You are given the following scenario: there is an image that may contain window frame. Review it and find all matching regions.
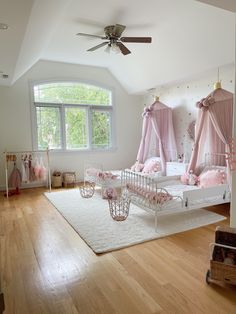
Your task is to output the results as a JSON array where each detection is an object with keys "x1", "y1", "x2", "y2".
[{"x1": 30, "y1": 79, "x2": 116, "y2": 152}]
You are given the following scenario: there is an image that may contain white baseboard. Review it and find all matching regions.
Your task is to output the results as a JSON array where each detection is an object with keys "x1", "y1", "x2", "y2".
[{"x1": 0, "y1": 182, "x2": 48, "y2": 191}]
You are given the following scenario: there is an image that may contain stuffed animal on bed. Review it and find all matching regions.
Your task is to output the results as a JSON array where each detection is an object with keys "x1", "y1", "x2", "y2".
[{"x1": 181, "y1": 171, "x2": 198, "y2": 185}]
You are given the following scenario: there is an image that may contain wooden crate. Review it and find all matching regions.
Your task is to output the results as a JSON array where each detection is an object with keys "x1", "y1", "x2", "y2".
[
  {"x1": 210, "y1": 260, "x2": 236, "y2": 284},
  {"x1": 208, "y1": 226, "x2": 236, "y2": 285}
]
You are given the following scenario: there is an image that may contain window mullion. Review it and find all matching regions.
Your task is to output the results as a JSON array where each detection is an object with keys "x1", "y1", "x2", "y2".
[
  {"x1": 88, "y1": 107, "x2": 92, "y2": 150},
  {"x1": 109, "y1": 111, "x2": 112, "y2": 149},
  {"x1": 61, "y1": 104, "x2": 66, "y2": 150}
]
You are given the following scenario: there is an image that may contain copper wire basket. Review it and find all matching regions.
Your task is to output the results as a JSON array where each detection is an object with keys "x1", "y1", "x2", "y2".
[
  {"x1": 206, "y1": 226, "x2": 236, "y2": 285},
  {"x1": 79, "y1": 182, "x2": 95, "y2": 198},
  {"x1": 108, "y1": 196, "x2": 131, "y2": 221}
]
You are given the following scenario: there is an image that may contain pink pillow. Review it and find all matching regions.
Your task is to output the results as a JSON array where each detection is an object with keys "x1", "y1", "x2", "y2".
[
  {"x1": 86, "y1": 168, "x2": 99, "y2": 176},
  {"x1": 142, "y1": 160, "x2": 161, "y2": 174},
  {"x1": 131, "y1": 161, "x2": 144, "y2": 172},
  {"x1": 198, "y1": 169, "x2": 226, "y2": 188}
]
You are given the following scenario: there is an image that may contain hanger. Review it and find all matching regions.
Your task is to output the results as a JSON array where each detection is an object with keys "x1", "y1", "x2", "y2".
[{"x1": 214, "y1": 68, "x2": 222, "y2": 90}]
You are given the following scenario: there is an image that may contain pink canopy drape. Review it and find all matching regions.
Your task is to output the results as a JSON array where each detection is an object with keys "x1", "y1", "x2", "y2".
[
  {"x1": 188, "y1": 88, "x2": 233, "y2": 175},
  {"x1": 137, "y1": 101, "x2": 177, "y2": 174}
]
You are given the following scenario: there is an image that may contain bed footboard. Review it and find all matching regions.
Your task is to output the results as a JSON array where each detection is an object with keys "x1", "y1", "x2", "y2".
[
  {"x1": 122, "y1": 170, "x2": 183, "y2": 231},
  {"x1": 183, "y1": 184, "x2": 230, "y2": 208}
]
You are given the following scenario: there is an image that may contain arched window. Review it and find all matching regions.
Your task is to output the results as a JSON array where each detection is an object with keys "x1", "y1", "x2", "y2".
[{"x1": 31, "y1": 82, "x2": 114, "y2": 151}]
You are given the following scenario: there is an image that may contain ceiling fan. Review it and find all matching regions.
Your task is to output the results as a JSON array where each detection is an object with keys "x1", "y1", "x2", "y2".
[{"x1": 76, "y1": 24, "x2": 152, "y2": 55}]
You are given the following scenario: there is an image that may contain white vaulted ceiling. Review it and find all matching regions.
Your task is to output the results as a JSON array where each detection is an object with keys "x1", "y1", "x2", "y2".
[
  {"x1": 196, "y1": 0, "x2": 236, "y2": 12},
  {"x1": 0, "y1": 0, "x2": 235, "y2": 93}
]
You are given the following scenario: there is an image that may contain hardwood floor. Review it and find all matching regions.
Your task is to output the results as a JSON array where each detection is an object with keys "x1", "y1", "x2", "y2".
[{"x1": 0, "y1": 188, "x2": 236, "y2": 314}]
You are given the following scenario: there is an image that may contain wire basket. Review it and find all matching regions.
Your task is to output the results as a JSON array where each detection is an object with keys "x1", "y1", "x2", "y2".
[
  {"x1": 79, "y1": 182, "x2": 95, "y2": 198},
  {"x1": 108, "y1": 196, "x2": 131, "y2": 221}
]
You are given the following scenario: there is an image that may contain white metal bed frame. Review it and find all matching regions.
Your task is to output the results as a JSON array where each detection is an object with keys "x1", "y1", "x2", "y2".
[
  {"x1": 121, "y1": 170, "x2": 183, "y2": 231},
  {"x1": 121, "y1": 169, "x2": 230, "y2": 231}
]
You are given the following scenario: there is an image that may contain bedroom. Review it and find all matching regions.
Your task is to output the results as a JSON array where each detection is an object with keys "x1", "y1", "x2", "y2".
[{"x1": 1, "y1": 0, "x2": 236, "y2": 313}]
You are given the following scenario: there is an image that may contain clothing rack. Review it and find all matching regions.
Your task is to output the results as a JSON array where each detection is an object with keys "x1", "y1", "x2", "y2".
[{"x1": 4, "y1": 148, "x2": 51, "y2": 198}]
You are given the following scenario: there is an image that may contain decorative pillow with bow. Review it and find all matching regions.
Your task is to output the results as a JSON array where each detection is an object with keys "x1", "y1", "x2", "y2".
[
  {"x1": 142, "y1": 159, "x2": 161, "y2": 174},
  {"x1": 130, "y1": 161, "x2": 145, "y2": 172},
  {"x1": 198, "y1": 169, "x2": 226, "y2": 188}
]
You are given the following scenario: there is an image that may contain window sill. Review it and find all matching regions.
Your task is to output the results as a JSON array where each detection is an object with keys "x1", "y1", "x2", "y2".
[{"x1": 48, "y1": 147, "x2": 118, "y2": 154}]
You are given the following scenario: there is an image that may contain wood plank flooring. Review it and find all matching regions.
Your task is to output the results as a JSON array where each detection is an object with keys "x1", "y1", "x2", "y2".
[{"x1": 0, "y1": 188, "x2": 236, "y2": 314}]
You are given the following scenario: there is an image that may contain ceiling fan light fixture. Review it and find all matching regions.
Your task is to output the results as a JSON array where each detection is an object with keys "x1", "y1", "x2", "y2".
[
  {"x1": 104, "y1": 44, "x2": 111, "y2": 54},
  {"x1": 111, "y1": 42, "x2": 120, "y2": 54},
  {"x1": 77, "y1": 24, "x2": 152, "y2": 55}
]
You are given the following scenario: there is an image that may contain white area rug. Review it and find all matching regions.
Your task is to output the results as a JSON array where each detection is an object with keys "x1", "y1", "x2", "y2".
[{"x1": 45, "y1": 190, "x2": 226, "y2": 254}]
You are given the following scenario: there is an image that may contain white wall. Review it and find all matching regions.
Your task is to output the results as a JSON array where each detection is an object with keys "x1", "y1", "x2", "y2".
[
  {"x1": 0, "y1": 60, "x2": 142, "y2": 187},
  {"x1": 143, "y1": 64, "x2": 234, "y2": 161}
]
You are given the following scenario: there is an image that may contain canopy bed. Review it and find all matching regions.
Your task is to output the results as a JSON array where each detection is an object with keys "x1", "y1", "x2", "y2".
[{"x1": 122, "y1": 86, "x2": 233, "y2": 231}]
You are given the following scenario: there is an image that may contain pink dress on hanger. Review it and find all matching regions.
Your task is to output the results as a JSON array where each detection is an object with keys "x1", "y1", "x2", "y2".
[
  {"x1": 34, "y1": 157, "x2": 41, "y2": 180},
  {"x1": 39, "y1": 157, "x2": 47, "y2": 181},
  {"x1": 9, "y1": 162, "x2": 22, "y2": 194},
  {"x1": 28, "y1": 155, "x2": 36, "y2": 182},
  {"x1": 21, "y1": 156, "x2": 28, "y2": 183}
]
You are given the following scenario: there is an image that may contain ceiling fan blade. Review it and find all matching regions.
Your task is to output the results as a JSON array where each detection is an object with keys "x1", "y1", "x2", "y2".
[
  {"x1": 116, "y1": 42, "x2": 131, "y2": 55},
  {"x1": 87, "y1": 41, "x2": 109, "y2": 51},
  {"x1": 77, "y1": 32, "x2": 106, "y2": 39},
  {"x1": 120, "y1": 37, "x2": 152, "y2": 43},
  {"x1": 112, "y1": 24, "x2": 126, "y2": 37}
]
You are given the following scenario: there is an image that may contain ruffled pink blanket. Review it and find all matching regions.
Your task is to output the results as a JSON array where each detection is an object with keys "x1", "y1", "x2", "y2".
[{"x1": 126, "y1": 183, "x2": 173, "y2": 204}]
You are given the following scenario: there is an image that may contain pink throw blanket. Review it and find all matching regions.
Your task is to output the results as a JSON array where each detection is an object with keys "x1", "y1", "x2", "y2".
[{"x1": 126, "y1": 183, "x2": 172, "y2": 204}]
